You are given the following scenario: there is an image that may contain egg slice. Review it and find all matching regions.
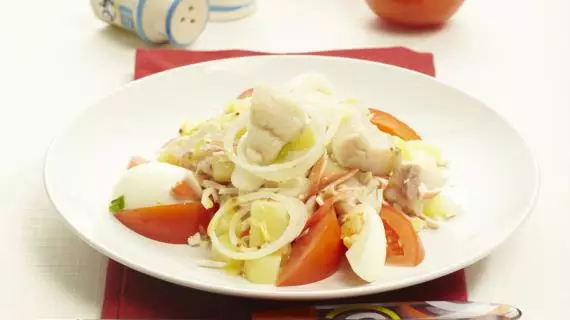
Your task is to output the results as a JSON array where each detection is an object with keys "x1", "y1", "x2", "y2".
[
  {"x1": 345, "y1": 204, "x2": 387, "y2": 283},
  {"x1": 112, "y1": 162, "x2": 201, "y2": 210}
]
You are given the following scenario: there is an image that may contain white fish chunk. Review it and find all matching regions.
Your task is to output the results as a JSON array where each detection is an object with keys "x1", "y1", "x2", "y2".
[
  {"x1": 245, "y1": 85, "x2": 307, "y2": 165},
  {"x1": 385, "y1": 153, "x2": 447, "y2": 216},
  {"x1": 331, "y1": 112, "x2": 398, "y2": 176}
]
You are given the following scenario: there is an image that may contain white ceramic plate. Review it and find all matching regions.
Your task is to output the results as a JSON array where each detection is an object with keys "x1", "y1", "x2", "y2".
[{"x1": 44, "y1": 56, "x2": 538, "y2": 300}]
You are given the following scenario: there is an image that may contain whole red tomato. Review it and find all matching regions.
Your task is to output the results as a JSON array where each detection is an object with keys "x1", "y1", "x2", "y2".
[{"x1": 365, "y1": 0, "x2": 464, "y2": 27}]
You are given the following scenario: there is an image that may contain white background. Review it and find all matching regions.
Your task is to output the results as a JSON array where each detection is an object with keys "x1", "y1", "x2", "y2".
[{"x1": 0, "y1": 0, "x2": 568, "y2": 319}]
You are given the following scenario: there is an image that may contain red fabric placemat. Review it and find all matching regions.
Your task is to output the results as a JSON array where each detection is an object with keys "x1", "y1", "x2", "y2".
[{"x1": 101, "y1": 47, "x2": 466, "y2": 320}]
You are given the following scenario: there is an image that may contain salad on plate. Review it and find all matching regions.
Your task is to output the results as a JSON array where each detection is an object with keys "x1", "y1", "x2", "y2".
[{"x1": 108, "y1": 73, "x2": 459, "y2": 286}]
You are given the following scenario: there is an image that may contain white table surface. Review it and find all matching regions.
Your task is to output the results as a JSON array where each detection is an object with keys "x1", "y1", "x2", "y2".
[{"x1": 1, "y1": 0, "x2": 568, "y2": 318}]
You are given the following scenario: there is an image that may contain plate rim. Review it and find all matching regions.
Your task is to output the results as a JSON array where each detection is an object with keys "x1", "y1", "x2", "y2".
[{"x1": 43, "y1": 55, "x2": 541, "y2": 300}]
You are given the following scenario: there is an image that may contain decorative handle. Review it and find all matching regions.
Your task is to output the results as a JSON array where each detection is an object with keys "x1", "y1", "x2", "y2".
[{"x1": 252, "y1": 301, "x2": 522, "y2": 319}]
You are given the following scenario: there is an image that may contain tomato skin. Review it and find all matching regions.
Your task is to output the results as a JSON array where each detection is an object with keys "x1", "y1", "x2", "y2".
[
  {"x1": 380, "y1": 204, "x2": 425, "y2": 266},
  {"x1": 369, "y1": 108, "x2": 421, "y2": 141},
  {"x1": 170, "y1": 180, "x2": 200, "y2": 201},
  {"x1": 365, "y1": 0, "x2": 464, "y2": 27},
  {"x1": 115, "y1": 203, "x2": 217, "y2": 244},
  {"x1": 303, "y1": 197, "x2": 335, "y2": 233},
  {"x1": 127, "y1": 156, "x2": 148, "y2": 169},
  {"x1": 277, "y1": 209, "x2": 344, "y2": 286},
  {"x1": 237, "y1": 88, "x2": 254, "y2": 99}
]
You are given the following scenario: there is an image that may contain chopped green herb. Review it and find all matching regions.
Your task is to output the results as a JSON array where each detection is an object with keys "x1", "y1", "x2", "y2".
[{"x1": 109, "y1": 195, "x2": 125, "y2": 214}]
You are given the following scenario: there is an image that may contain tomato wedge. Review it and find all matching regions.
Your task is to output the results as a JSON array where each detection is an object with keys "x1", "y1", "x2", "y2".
[
  {"x1": 303, "y1": 196, "x2": 336, "y2": 232},
  {"x1": 237, "y1": 88, "x2": 254, "y2": 99},
  {"x1": 380, "y1": 204, "x2": 425, "y2": 266},
  {"x1": 171, "y1": 180, "x2": 200, "y2": 201},
  {"x1": 277, "y1": 208, "x2": 344, "y2": 286},
  {"x1": 369, "y1": 108, "x2": 421, "y2": 141},
  {"x1": 115, "y1": 203, "x2": 217, "y2": 244},
  {"x1": 127, "y1": 156, "x2": 148, "y2": 169}
]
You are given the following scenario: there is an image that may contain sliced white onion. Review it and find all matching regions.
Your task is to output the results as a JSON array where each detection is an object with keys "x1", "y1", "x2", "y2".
[
  {"x1": 231, "y1": 165, "x2": 264, "y2": 191},
  {"x1": 187, "y1": 232, "x2": 202, "y2": 247},
  {"x1": 305, "y1": 195, "x2": 317, "y2": 215},
  {"x1": 186, "y1": 171, "x2": 203, "y2": 196},
  {"x1": 201, "y1": 179, "x2": 226, "y2": 189},
  {"x1": 316, "y1": 194, "x2": 325, "y2": 206},
  {"x1": 291, "y1": 91, "x2": 343, "y2": 145},
  {"x1": 265, "y1": 177, "x2": 310, "y2": 198},
  {"x1": 200, "y1": 187, "x2": 218, "y2": 209},
  {"x1": 228, "y1": 207, "x2": 249, "y2": 247},
  {"x1": 324, "y1": 108, "x2": 342, "y2": 144},
  {"x1": 224, "y1": 110, "x2": 326, "y2": 182},
  {"x1": 223, "y1": 112, "x2": 249, "y2": 156},
  {"x1": 236, "y1": 124, "x2": 324, "y2": 181},
  {"x1": 197, "y1": 260, "x2": 227, "y2": 269},
  {"x1": 207, "y1": 191, "x2": 308, "y2": 260},
  {"x1": 218, "y1": 187, "x2": 239, "y2": 195}
]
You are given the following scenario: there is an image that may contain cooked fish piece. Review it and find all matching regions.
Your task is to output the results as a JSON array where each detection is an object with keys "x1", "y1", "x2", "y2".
[
  {"x1": 384, "y1": 154, "x2": 447, "y2": 217},
  {"x1": 331, "y1": 111, "x2": 398, "y2": 176},
  {"x1": 245, "y1": 85, "x2": 307, "y2": 165}
]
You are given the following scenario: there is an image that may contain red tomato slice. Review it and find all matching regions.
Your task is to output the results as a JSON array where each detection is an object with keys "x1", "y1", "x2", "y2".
[
  {"x1": 115, "y1": 203, "x2": 217, "y2": 244},
  {"x1": 369, "y1": 108, "x2": 421, "y2": 141},
  {"x1": 237, "y1": 88, "x2": 254, "y2": 99},
  {"x1": 277, "y1": 209, "x2": 344, "y2": 286},
  {"x1": 170, "y1": 180, "x2": 200, "y2": 201},
  {"x1": 380, "y1": 204, "x2": 425, "y2": 266},
  {"x1": 302, "y1": 196, "x2": 336, "y2": 232},
  {"x1": 302, "y1": 169, "x2": 357, "y2": 232},
  {"x1": 127, "y1": 156, "x2": 148, "y2": 169}
]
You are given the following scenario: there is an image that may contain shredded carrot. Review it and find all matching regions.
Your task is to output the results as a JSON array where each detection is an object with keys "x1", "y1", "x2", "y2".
[
  {"x1": 320, "y1": 168, "x2": 359, "y2": 192},
  {"x1": 369, "y1": 108, "x2": 422, "y2": 141},
  {"x1": 304, "y1": 155, "x2": 327, "y2": 202},
  {"x1": 319, "y1": 171, "x2": 348, "y2": 189}
]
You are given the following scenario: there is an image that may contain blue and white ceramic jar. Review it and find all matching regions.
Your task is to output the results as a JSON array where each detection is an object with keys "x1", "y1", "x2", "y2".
[
  {"x1": 208, "y1": 0, "x2": 256, "y2": 21},
  {"x1": 91, "y1": 0, "x2": 209, "y2": 46}
]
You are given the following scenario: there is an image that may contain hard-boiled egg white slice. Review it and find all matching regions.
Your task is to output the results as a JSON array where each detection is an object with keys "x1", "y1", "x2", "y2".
[
  {"x1": 345, "y1": 203, "x2": 387, "y2": 283},
  {"x1": 112, "y1": 162, "x2": 201, "y2": 210}
]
